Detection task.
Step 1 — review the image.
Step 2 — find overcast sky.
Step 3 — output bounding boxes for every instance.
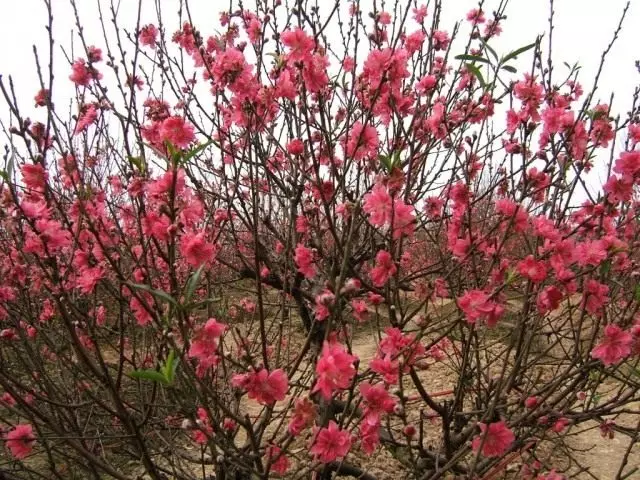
[0,0,638,190]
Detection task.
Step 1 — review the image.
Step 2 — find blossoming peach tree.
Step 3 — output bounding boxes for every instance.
[1,0,639,478]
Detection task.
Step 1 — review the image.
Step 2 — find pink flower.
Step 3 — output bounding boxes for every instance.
[76,266,105,294]
[405,30,426,54]
[582,279,609,316]
[310,421,352,463]
[312,340,357,400]
[363,184,392,227]
[130,294,153,327]
[370,250,396,287]
[613,151,640,179]
[180,232,216,267]
[232,368,288,405]
[536,286,563,314]
[431,30,450,51]
[74,104,99,135]
[288,397,317,435]
[359,382,396,415]
[294,244,316,278]
[471,421,515,458]
[360,414,381,454]
[574,240,608,267]
[370,354,399,384]
[34,88,49,107]
[458,290,504,326]
[412,5,428,23]
[466,8,486,24]
[21,164,47,190]
[160,116,195,149]
[69,59,101,86]
[265,445,290,475]
[188,318,226,374]
[281,27,315,63]
[287,139,304,156]
[591,324,633,366]
[517,256,548,283]
[4,424,35,460]
[139,24,158,48]
[343,122,379,161]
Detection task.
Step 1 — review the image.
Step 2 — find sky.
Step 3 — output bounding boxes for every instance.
[0,0,638,189]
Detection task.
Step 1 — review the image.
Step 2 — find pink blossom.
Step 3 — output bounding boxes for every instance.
[265,445,290,475]
[412,5,428,23]
[458,290,504,326]
[288,397,317,435]
[287,139,304,156]
[582,279,609,316]
[180,232,216,267]
[466,8,486,24]
[517,256,548,283]
[370,250,396,287]
[69,59,101,86]
[232,368,288,405]
[281,27,315,63]
[310,421,352,463]
[359,382,395,415]
[312,340,357,399]
[294,244,316,278]
[344,122,379,161]
[21,164,47,190]
[471,421,515,457]
[139,24,158,48]
[74,104,99,135]
[591,324,633,366]
[363,184,392,227]
[188,318,226,374]
[160,116,195,149]
[4,424,35,460]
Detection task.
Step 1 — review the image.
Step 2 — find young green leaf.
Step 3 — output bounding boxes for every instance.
[128,156,146,173]
[454,54,491,65]
[161,350,179,384]
[378,154,392,172]
[501,65,517,73]
[465,63,486,89]
[182,140,213,164]
[127,282,178,306]
[502,42,537,63]
[479,39,499,62]
[184,264,206,304]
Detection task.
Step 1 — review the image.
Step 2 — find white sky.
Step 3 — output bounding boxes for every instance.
[0,0,638,190]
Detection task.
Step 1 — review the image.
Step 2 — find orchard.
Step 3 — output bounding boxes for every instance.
[0,0,639,479]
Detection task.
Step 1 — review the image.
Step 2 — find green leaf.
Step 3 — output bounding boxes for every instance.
[128,156,146,173]
[455,54,491,65]
[127,282,178,306]
[465,63,486,89]
[502,42,537,63]
[165,141,182,165]
[479,39,499,62]
[161,350,179,384]
[182,140,213,164]
[501,65,517,73]
[634,284,640,303]
[184,263,206,304]
[600,259,612,276]
[378,154,392,172]
[130,369,169,385]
